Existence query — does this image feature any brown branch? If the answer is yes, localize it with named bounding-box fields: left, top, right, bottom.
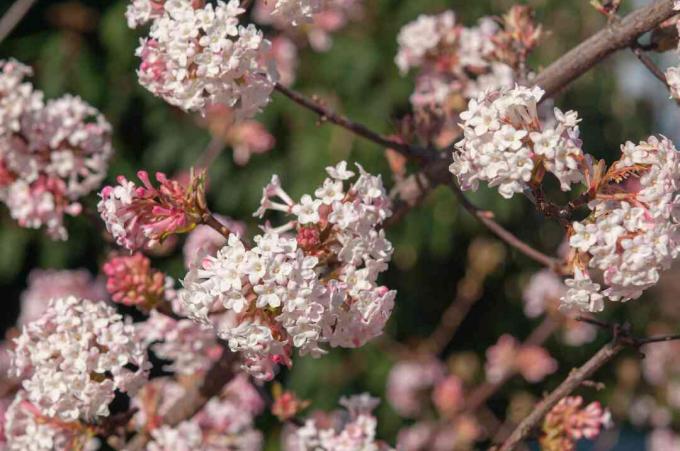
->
left=451, top=184, right=559, bottom=271
left=497, top=342, right=624, bottom=451
left=201, top=212, right=232, bottom=239
left=0, top=0, right=37, bottom=44
left=532, top=0, right=676, bottom=99
left=273, top=83, right=436, bottom=162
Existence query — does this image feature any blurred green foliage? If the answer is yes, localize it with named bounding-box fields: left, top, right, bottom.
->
left=0, top=0, right=668, bottom=448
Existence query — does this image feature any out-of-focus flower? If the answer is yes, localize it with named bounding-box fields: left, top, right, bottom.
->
left=19, top=269, right=105, bottom=327
left=432, top=375, right=464, bottom=418
left=271, top=385, right=310, bottom=422
left=386, top=359, right=445, bottom=418
left=648, top=428, right=680, bottom=451
left=540, top=396, right=611, bottom=451
left=485, top=334, right=557, bottom=383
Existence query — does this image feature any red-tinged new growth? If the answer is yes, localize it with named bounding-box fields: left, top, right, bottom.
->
left=540, top=396, right=611, bottom=451
left=98, top=170, right=208, bottom=251
left=103, top=253, right=168, bottom=308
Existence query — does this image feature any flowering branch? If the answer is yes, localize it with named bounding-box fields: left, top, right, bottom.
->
left=498, top=326, right=680, bottom=450
left=273, top=82, right=436, bottom=162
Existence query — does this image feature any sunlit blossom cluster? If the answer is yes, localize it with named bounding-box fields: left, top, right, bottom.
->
left=11, top=296, right=149, bottom=423
left=540, top=396, right=610, bottom=451
left=0, top=59, right=113, bottom=239
left=129, top=0, right=277, bottom=118
left=180, top=161, right=395, bottom=380
left=451, top=86, right=586, bottom=198
left=563, top=136, right=680, bottom=311
left=284, top=394, right=392, bottom=450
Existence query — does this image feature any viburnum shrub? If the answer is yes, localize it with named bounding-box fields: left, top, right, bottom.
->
left=4, top=0, right=680, bottom=450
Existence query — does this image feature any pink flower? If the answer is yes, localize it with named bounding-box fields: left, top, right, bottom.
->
left=228, top=120, right=275, bottom=166
left=485, top=334, right=556, bottom=383
left=103, top=253, right=168, bottom=308
left=541, top=396, right=611, bottom=451
left=98, top=170, right=206, bottom=251
left=515, top=345, right=558, bottom=383
left=183, top=218, right=246, bottom=269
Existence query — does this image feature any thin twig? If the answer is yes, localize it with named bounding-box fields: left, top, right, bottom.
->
left=631, top=45, right=669, bottom=88
left=274, top=83, right=436, bottom=162
left=451, top=184, right=559, bottom=270
left=0, top=0, right=37, bottom=44
left=201, top=212, right=232, bottom=239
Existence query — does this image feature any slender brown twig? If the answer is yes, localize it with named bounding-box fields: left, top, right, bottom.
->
left=201, top=212, right=232, bottom=239
left=0, top=0, right=37, bottom=44
left=631, top=45, right=670, bottom=88
left=273, top=83, right=436, bottom=162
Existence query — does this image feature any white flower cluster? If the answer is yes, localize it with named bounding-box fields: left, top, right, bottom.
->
left=131, top=0, right=277, bottom=118
left=0, top=59, right=113, bottom=239
left=180, top=161, right=395, bottom=380
left=11, top=296, right=149, bottom=422
left=451, top=86, right=586, bottom=198
left=286, top=394, right=393, bottom=451
left=563, top=136, right=680, bottom=311
left=395, top=11, right=513, bottom=103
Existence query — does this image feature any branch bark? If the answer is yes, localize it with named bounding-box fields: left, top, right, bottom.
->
left=0, top=0, right=37, bottom=44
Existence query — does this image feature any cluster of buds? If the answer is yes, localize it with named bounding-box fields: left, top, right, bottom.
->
left=97, top=169, right=208, bottom=251
left=540, top=396, right=611, bottom=451
left=284, top=394, right=393, bottom=450
left=127, top=0, right=277, bottom=118
left=485, top=334, right=557, bottom=383
left=102, top=252, right=170, bottom=308
left=563, top=136, right=680, bottom=311
left=180, top=161, right=395, bottom=380
left=451, top=85, right=586, bottom=198
left=11, top=296, right=149, bottom=424
left=394, top=7, right=541, bottom=146
left=0, top=59, right=113, bottom=239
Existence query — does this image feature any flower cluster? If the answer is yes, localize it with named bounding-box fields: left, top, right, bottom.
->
left=103, top=252, right=171, bottom=308
left=98, top=170, right=206, bottom=251
left=563, top=136, right=680, bottom=310
left=284, top=394, right=393, bottom=450
left=134, top=375, right=263, bottom=450
left=485, top=334, right=557, bottom=383
left=394, top=8, right=541, bottom=147
left=18, top=268, right=105, bottom=327
left=183, top=217, right=246, bottom=268
left=129, top=0, right=277, bottom=118
left=11, top=296, right=149, bottom=422
left=451, top=85, right=586, bottom=199
left=540, top=396, right=610, bottom=451
left=180, top=161, right=395, bottom=380
left=0, top=59, right=113, bottom=239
